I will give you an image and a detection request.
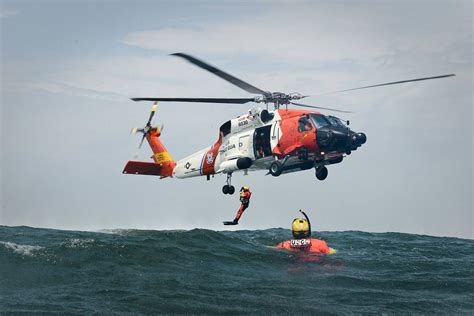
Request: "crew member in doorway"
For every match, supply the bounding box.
[255,137,265,158]
[275,210,336,254]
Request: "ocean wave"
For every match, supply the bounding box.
[1,225,473,314]
[62,238,96,249]
[0,241,44,256]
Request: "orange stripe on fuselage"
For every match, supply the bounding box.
[201,133,222,175]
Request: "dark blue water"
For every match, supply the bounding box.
[1,225,473,314]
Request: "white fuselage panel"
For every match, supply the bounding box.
[173,108,283,178]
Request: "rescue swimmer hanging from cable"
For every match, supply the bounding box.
[122,53,455,193]
[223,186,252,226]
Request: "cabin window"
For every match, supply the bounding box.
[309,114,330,129]
[219,120,231,137]
[298,117,313,132]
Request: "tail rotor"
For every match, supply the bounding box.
[131,102,161,156]
[124,101,175,177]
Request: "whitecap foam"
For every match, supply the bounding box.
[0,241,44,256]
[63,238,95,248]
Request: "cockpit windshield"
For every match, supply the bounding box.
[309,114,330,129]
[326,116,347,128]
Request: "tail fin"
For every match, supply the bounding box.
[123,102,176,178]
[147,127,176,177]
[123,128,176,178]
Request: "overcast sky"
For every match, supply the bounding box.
[1,0,472,238]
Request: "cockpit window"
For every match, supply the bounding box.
[309,114,330,129]
[298,117,313,132]
[219,120,231,137]
[326,116,341,126]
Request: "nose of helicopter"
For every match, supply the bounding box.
[351,132,367,146]
[316,127,367,152]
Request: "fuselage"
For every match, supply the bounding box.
[172,108,366,179]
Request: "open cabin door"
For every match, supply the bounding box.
[253,125,272,159]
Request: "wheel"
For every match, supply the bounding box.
[228,185,235,195]
[269,161,283,177]
[222,185,230,194]
[316,166,328,180]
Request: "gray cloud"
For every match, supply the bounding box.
[0,9,18,19]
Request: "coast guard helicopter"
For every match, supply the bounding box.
[123,53,454,194]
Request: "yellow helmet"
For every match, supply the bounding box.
[291,218,311,239]
[242,186,250,191]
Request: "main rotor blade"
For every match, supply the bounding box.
[171,53,267,95]
[291,102,352,113]
[131,97,255,104]
[311,74,455,96]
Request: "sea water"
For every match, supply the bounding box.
[1,226,473,313]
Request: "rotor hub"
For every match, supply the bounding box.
[254,92,305,108]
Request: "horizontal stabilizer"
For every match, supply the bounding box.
[123,161,163,176]
[223,221,238,226]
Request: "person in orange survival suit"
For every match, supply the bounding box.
[224,186,251,225]
[275,210,337,254]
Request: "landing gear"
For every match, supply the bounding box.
[269,161,283,177]
[268,155,289,177]
[315,166,328,180]
[222,185,235,194]
[222,173,235,195]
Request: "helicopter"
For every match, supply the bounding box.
[122,53,454,194]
